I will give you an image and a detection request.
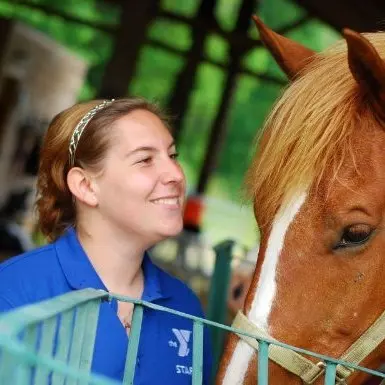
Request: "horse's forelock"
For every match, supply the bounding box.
[245,33,385,230]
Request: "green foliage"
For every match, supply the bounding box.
[161,0,199,17]
[215,0,243,31]
[129,46,184,105]
[0,0,119,24]
[258,0,305,30]
[213,77,282,198]
[205,34,228,64]
[177,63,226,189]
[148,17,192,52]
[287,19,340,50]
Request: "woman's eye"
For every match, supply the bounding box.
[170,152,179,160]
[334,224,373,250]
[138,157,152,164]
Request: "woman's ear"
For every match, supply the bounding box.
[67,167,98,207]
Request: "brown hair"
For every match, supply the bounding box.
[36,97,170,241]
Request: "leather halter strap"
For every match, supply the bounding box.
[232,310,385,384]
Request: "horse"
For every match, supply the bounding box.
[216,16,385,385]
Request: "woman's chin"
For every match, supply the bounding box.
[157,221,184,239]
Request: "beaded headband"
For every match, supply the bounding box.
[68,99,115,167]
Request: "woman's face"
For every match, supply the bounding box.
[93,109,186,245]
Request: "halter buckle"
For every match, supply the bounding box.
[335,365,353,384]
[304,362,350,384]
[304,362,326,384]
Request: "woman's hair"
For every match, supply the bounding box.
[36,97,170,241]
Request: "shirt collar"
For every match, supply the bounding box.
[55,228,167,302]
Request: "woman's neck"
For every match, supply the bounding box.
[76,222,146,296]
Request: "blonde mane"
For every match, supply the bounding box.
[245,32,385,228]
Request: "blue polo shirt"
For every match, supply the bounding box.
[0,228,212,384]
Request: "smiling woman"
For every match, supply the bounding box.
[0,98,212,384]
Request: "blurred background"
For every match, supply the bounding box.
[0,0,384,323]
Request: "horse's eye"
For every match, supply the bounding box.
[334,224,373,250]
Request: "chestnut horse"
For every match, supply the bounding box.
[216,17,385,385]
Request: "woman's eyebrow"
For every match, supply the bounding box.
[125,141,175,157]
[125,147,155,158]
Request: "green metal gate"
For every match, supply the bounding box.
[0,286,384,384]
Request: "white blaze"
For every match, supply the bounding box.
[222,341,255,385]
[249,192,307,331]
[221,192,307,385]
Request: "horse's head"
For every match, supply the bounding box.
[217,18,385,385]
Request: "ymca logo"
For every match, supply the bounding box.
[169,328,191,357]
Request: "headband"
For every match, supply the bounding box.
[68,99,115,167]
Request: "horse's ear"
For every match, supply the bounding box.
[344,28,385,119]
[252,15,315,80]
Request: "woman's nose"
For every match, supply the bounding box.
[161,158,185,184]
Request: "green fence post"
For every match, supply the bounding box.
[206,239,234,382]
[192,320,204,385]
[123,305,144,385]
[324,362,337,385]
[257,340,269,385]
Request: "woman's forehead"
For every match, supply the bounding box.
[111,110,173,151]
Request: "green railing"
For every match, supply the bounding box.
[0,287,385,384]
[0,289,119,385]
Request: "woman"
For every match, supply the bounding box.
[0,98,212,383]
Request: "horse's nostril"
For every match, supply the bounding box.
[233,284,244,300]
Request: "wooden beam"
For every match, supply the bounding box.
[147,38,285,86]
[2,1,311,52]
[159,10,311,52]
[98,0,160,97]
[165,0,217,143]
[294,0,384,32]
[0,17,12,67]
[197,0,258,194]
[0,77,23,205]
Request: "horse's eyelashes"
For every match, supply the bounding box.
[334,224,373,250]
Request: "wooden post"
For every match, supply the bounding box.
[98,0,160,98]
[0,18,12,67]
[166,0,217,142]
[0,77,23,206]
[197,0,257,194]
